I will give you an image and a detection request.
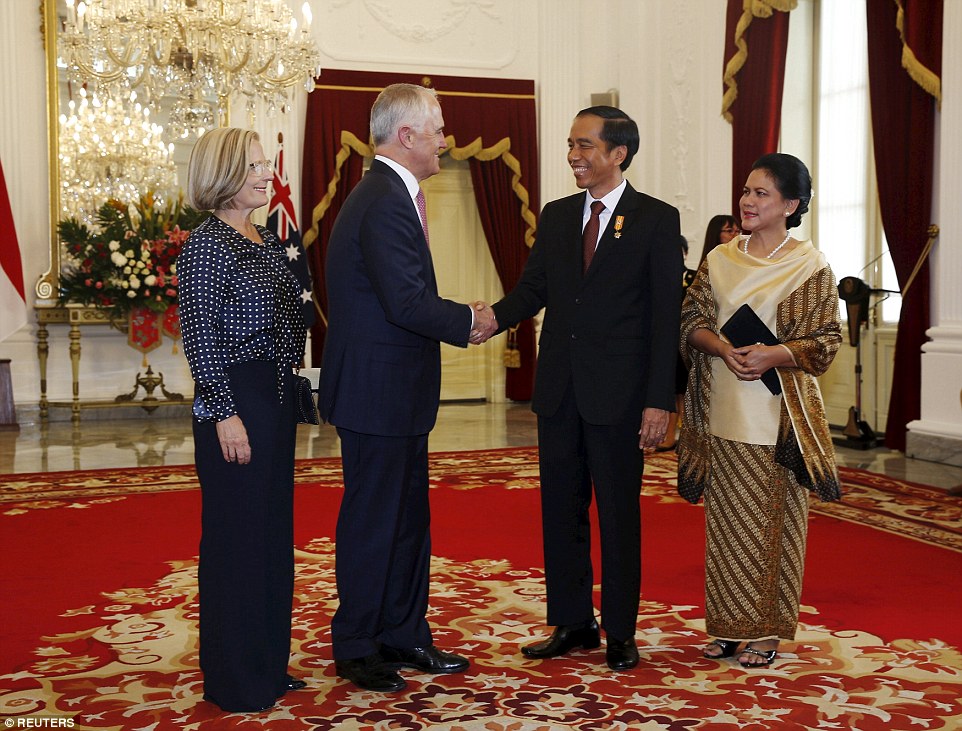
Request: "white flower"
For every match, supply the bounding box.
[123,266,132,275]
[124,249,135,259]
[111,251,128,267]
[170,262,177,274]
[108,240,121,252]
[127,290,137,298]
[129,276,141,289]
[144,274,157,286]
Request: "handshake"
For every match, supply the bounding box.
[469,301,498,345]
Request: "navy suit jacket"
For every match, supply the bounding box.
[318,160,472,436]
[492,183,683,425]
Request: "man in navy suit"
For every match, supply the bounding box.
[318,83,496,692]
[480,106,682,671]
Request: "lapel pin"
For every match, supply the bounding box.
[613,215,624,239]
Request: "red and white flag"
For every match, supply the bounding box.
[0,159,26,342]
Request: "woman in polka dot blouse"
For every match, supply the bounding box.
[178,127,308,713]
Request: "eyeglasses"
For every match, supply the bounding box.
[248,160,274,176]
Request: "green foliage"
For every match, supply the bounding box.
[58,194,208,320]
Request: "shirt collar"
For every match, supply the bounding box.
[583,179,628,216]
[375,154,420,203]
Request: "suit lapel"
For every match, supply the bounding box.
[369,158,435,281]
[369,159,426,243]
[563,193,588,285]
[583,182,641,283]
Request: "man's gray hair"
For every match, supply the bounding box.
[370,84,438,147]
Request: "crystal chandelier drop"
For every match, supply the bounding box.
[59,0,321,134]
[58,87,178,224]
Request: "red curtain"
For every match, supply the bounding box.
[468,158,537,400]
[300,70,538,400]
[866,0,942,450]
[722,2,792,218]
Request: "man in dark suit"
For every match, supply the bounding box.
[318,83,496,693]
[481,106,682,671]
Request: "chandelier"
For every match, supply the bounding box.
[59,87,178,223]
[58,0,321,134]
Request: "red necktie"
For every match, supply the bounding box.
[583,200,605,273]
[416,189,430,247]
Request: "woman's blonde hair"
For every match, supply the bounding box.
[187,128,260,211]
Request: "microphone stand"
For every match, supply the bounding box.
[833,277,887,450]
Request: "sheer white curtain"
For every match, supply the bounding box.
[814,0,900,322]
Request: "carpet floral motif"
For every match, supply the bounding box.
[1,535,960,730]
[3,449,960,553]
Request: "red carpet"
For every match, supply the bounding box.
[1,448,961,729]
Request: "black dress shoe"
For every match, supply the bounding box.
[521,619,601,659]
[606,637,640,671]
[335,654,407,692]
[285,674,308,691]
[379,645,470,674]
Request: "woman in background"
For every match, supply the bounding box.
[698,213,740,268]
[179,127,308,712]
[657,215,738,451]
[657,235,697,452]
[677,153,842,668]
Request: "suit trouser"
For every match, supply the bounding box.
[194,362,296,712]
[332,428,434,660]
[537,384,645,641]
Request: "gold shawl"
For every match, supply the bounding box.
[677,241,843,503]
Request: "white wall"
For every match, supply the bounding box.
[1,1,53,416]
[906,0,962,464]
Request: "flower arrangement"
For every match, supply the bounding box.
[58,195,208,320]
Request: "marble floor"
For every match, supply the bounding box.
[2,402,961,491]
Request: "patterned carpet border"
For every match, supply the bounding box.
[2,448,959,552]
[2,537,961,730]
[3,450,962,729]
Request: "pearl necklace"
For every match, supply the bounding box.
[742,232,792,259]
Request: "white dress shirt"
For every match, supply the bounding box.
[581,179,628,252]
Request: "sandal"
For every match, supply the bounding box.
[738,646,778,668]
[702,639,740,659]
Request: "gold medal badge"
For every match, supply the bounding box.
[613,215,625,239]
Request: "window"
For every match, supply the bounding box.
[793,0,902,323]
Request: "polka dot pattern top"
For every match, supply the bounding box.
[178,215,307,422]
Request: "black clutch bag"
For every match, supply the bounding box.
[294,373,319,424]
[720,303,782,395]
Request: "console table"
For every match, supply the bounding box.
[34,304,185,423]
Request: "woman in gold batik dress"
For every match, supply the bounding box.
[677,153,842,668]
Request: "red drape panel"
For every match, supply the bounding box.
[300,70,539,400]
[722,2,791,218]
[300,84,370,365]
[468,158,535,400]
[866,0,942,451]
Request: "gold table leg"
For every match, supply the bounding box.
[37,321,49,420]
[69,322,82,425]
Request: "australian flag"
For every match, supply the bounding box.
[267,138,316,328]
